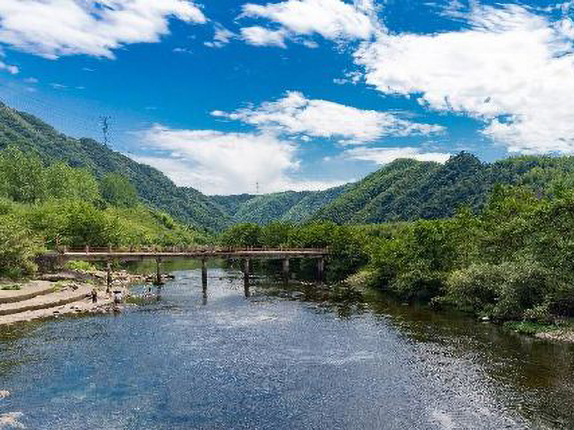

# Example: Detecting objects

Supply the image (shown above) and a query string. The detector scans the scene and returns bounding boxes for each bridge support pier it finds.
[242,258,251,281]
[201,258,208,288]
[317,258,325,283]
[154,258,164,286]
[106,259,112,293]
[282,258,290,282]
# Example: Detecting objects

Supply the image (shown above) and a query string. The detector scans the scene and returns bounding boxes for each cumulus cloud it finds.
[355,4,574,154]
[212,91,444,144]
[137,126,311,194]
[0,0,206,58]
[0,60,18,74]
[204,23,237,48]
[239,0,379,47]
[343,147,451,164]
[240,26,288,47]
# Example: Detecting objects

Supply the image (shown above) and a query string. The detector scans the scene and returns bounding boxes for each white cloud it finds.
[0,0,206,59]
[138,126,306,194]
[239,0,380,47]
[212,91,444,144]
[355,4,574,154]
[173,47,193,54]
[0,60,18,74]
[204,24,236,48]
[240,26,287,47]
[343,147,451,164]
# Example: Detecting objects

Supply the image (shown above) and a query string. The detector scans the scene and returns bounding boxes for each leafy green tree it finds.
[0,146,46,203]
[101,173,138,208]
[219,223,261,247]
[0,215,43,278]
[45,162,100,202]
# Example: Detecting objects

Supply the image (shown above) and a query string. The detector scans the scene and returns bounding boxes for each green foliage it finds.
[445,261,554,320]
[101,173,138,208]
[0,146,46,203]
[45,162,100,202]
[0,152,210,277]
[0,215,43,278]
[0,102,230,230]
[364,185,574,323]
[65,260,96,272]
[0,284,22,291]
[219,221,368,281]
[219,223,262,247]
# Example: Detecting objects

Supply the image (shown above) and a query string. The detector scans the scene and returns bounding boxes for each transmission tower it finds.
[99,115,112,146]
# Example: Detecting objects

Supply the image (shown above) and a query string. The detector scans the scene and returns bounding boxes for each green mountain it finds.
[213,185,349,225]
[4,100,574,230]
[0,101,231,231]
[312,152,574,224]
[215,152,574,226]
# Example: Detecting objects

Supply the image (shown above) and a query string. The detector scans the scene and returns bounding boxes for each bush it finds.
[0,216,43,279]
[65,260,96,272]
[445,260,554,321]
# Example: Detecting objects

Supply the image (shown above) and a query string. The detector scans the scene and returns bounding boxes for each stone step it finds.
[0,281,55,305]
[0,287,91,316]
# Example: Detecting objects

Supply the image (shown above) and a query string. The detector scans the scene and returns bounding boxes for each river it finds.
[0,264,573,429]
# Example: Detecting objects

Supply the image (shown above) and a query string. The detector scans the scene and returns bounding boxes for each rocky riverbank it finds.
[0,269,143,327]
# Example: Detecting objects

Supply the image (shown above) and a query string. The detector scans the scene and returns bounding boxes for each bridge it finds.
[41,246,329,289]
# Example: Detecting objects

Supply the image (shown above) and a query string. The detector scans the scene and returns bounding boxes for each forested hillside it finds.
[0,102,230,231]
[213,186,349,224]
[5,100,574,230]
[311,152,574,224]
[215,153,574,225]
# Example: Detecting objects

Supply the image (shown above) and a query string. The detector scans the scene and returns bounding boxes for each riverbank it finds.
[345,269,574,344]
[0,270,141,326]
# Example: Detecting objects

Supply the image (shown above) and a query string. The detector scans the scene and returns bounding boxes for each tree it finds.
[0,215,43,278]
[45,162,100,202]
[101,173,138,208]
[0,146,46,203]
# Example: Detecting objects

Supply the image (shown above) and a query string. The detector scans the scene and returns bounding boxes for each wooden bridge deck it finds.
[43,247,329,262]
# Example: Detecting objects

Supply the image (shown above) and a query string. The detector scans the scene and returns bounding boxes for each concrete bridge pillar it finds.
[317,258,325,283]
[282,258,290,282]
[243,258,251,280]
[154,258,164,286]
[201,258,208,288]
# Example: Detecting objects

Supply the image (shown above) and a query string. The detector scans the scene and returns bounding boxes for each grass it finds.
[0,284,21,291]
[504,320,574,336]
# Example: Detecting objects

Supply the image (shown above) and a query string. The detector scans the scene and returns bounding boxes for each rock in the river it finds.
[0,390,10,399]
[0,412,25,429]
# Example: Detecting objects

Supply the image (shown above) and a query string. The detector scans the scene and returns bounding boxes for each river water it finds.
[0,265,573,430]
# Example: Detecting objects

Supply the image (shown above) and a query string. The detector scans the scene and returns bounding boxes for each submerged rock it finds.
[0,390,10,399]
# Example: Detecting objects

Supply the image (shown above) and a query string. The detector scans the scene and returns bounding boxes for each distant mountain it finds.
[215,152,574,226]
[213,185,349,225]
[0,101,231,231]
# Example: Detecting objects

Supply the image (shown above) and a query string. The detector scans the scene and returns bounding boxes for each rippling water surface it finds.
[1,266,573,429]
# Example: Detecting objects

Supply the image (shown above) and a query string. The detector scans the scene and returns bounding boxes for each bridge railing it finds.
[55,245,329,254]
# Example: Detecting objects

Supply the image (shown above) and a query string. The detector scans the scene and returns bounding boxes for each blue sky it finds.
[0,0,573,194]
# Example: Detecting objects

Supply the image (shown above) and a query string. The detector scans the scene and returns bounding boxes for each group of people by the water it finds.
[90,288,123,305]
